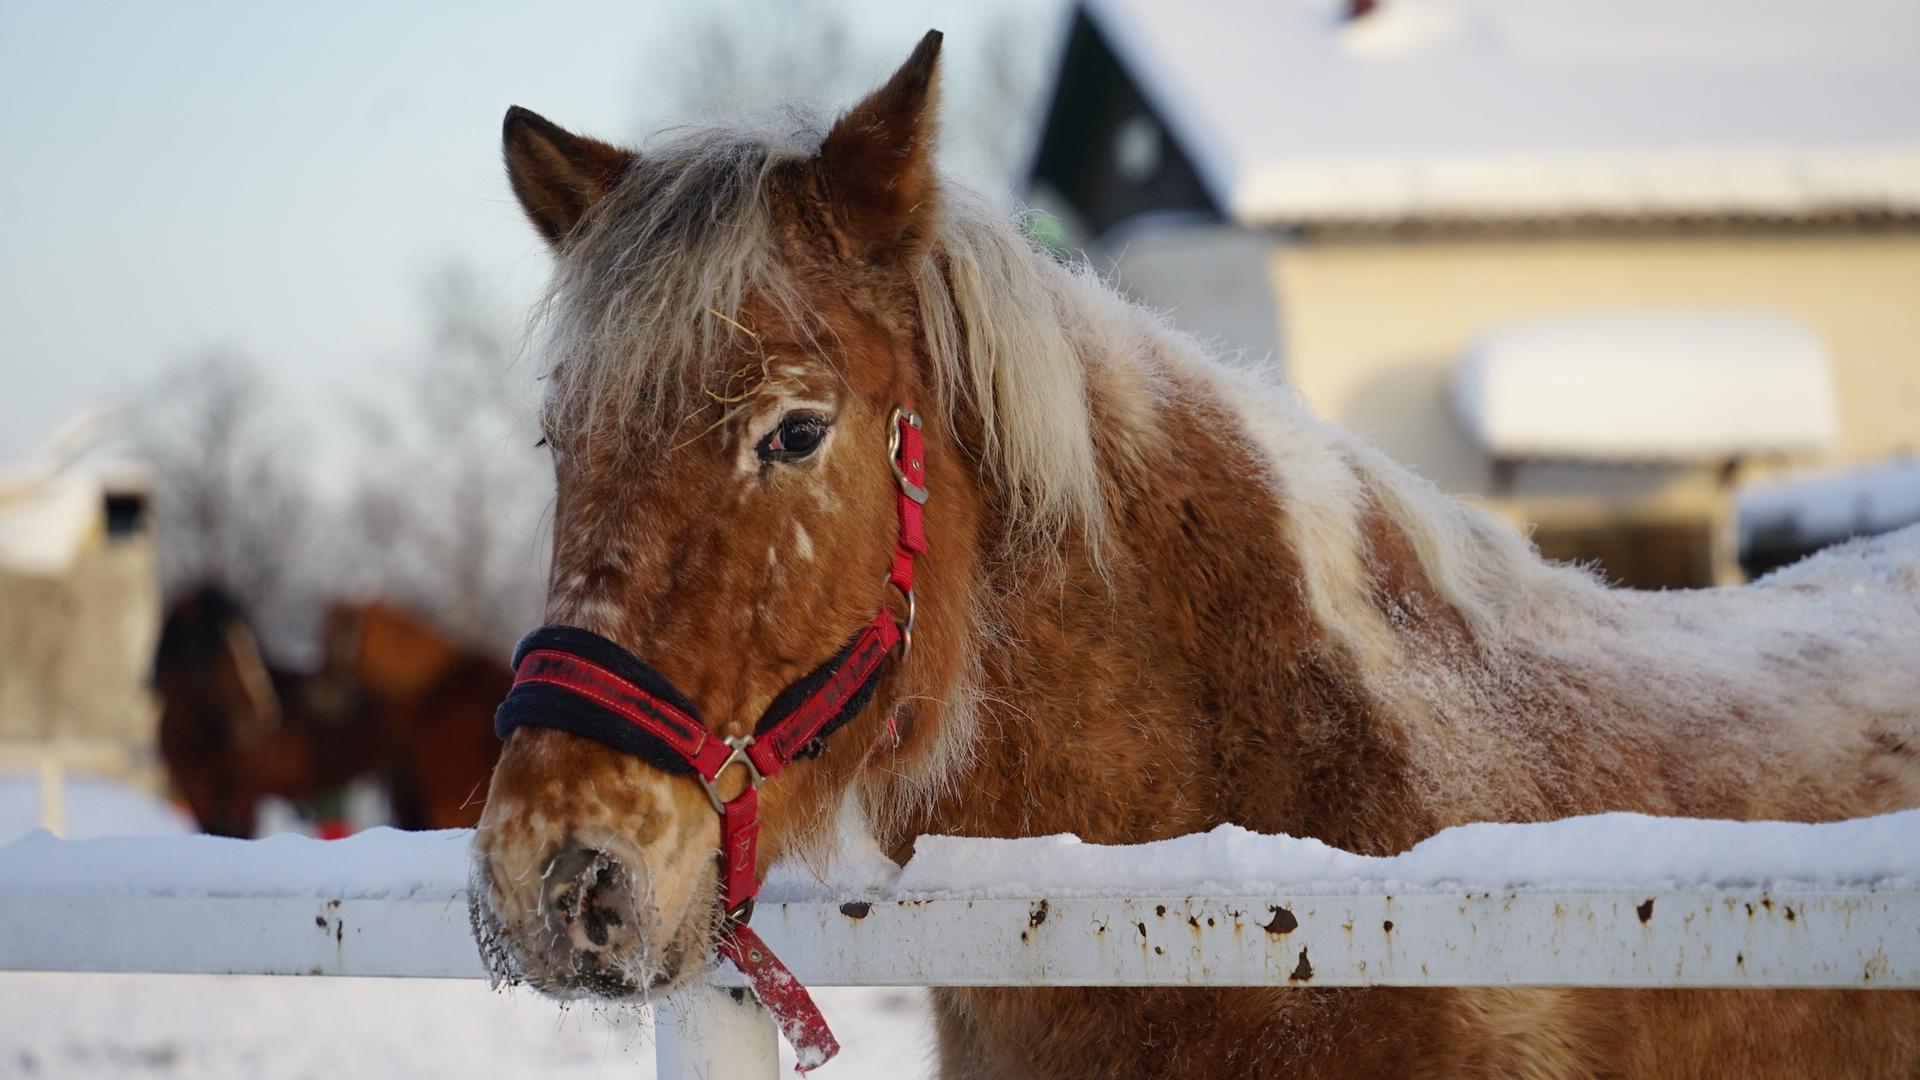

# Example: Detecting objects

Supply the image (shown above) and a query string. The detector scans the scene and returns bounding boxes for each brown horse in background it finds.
[154,584,505,836]
[470,33,1920,1078]
[320,599,511,830]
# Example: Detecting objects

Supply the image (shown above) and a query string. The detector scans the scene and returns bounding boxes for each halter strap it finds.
[492,404,927,1072]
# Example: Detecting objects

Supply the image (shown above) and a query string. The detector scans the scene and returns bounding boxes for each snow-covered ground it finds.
[0,773,192,844]
[0,975,933,1079]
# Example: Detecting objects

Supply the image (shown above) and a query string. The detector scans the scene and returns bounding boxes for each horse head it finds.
[471,32,990,999]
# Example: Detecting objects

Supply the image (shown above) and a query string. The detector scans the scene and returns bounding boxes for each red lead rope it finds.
[712,405,926,1071]
[718,924,840,1070]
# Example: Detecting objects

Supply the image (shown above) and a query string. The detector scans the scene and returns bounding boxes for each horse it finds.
[321,599,511,830]
[468,33,1920,1077]
[155,587,505,835]
[154,583,385,837]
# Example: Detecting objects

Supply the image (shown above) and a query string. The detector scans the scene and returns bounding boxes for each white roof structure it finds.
[1450,311,1839,461]
[0,411,151,579]
[1086,0,1920,223]
[1739,457,1920,550]
[0,473,103,578]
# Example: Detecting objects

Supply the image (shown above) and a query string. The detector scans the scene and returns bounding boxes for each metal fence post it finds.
[654,984,780,1079]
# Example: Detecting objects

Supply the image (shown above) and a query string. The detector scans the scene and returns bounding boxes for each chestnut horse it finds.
[470,33,1920,1077]
[156,587,503,835]
[155,583,384,837]
[322,600,510,830]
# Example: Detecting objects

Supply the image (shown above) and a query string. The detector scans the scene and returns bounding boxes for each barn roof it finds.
[1078,0,1920,226]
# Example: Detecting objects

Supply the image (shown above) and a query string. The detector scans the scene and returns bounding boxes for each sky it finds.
[0,1,1062,464]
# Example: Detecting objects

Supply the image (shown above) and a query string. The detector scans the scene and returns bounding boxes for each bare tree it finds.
[128,350,316,645]
[646,0,1057,194]
[336,263,549,651]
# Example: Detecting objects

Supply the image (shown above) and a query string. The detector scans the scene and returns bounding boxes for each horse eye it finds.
[757,412,829,463]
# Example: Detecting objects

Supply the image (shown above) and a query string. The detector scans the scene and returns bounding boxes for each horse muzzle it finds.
[469,729,721,1000]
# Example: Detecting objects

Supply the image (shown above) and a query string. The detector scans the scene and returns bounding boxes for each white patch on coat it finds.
[570,595,631,639]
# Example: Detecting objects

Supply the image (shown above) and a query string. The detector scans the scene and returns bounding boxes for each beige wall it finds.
[0,527,160,764]
[1267,232,1920,497]
[1111,225,1920,497]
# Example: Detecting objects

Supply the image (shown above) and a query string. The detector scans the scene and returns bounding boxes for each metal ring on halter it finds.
[697,734,764,815]
[887,580,917,659]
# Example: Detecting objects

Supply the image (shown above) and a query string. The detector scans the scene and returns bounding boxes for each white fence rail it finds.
[4,885,1917,1077]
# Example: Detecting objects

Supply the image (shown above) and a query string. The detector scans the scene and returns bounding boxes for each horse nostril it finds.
[542,844,635,956]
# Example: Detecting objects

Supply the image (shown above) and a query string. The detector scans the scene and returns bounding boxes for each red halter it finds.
[494,405,927,1071]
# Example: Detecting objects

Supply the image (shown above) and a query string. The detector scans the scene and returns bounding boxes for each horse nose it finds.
[542,843,643,990]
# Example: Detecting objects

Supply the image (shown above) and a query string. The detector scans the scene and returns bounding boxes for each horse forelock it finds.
[533,124,807,445]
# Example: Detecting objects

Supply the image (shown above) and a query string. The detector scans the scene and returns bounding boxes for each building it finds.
[1028,0,1920,587]
[0,416,161,785]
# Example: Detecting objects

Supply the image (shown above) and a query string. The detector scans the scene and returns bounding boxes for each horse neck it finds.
[895,342,1542,856]
[347,605,461,708]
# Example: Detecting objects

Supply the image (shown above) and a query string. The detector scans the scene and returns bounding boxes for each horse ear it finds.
[813,30,943,262]
[502,106,635,248]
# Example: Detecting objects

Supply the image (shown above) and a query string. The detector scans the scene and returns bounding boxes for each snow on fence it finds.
[2,813,1918,1078]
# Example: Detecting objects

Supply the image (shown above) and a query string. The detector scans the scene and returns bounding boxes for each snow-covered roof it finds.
[1738,457,1920,552]
[1086,0,1920,224]
[0,473,103,579]
[1451,311,1839,461]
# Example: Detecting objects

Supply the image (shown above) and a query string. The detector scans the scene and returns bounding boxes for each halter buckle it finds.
[698,734,764,815]
[888,407,928,504]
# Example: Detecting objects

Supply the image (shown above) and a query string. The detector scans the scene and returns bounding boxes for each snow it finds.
[1739,456,1920,552]
[1450,311,1838,461]
[0,975,934,1079]
[0,471,101,577]
[891,810,1920,900]
[0,826,474,901]
[7,802,1915,907]
[0,774,193,845]
[1084,0,1920,223]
